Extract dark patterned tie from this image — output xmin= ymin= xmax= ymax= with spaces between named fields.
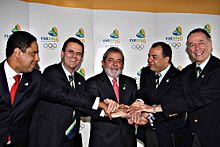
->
xmin=155 ymin=72 xmax=161 ymax=88
xmin=65 ymin=75 xmax=77 ymax=140
xmin=196 ymin=67 xmax=202 ymax=78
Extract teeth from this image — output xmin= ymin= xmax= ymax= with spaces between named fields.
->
xmin=195 ymin=51 xmax=203 ymax=56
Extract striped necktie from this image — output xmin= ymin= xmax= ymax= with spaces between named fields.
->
xmin=155 ymin=72 xmax=161 ymax=88
xmin=65 ymin=75 xmax=77 ymax=140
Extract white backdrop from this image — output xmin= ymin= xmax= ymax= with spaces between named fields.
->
xmin=1 ymin=0 xmax=220 ymax=146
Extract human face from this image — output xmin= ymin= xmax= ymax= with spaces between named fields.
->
xmin=187 ymin=32 xmax=212 ymax=65
xmin=147 ymin=46 xmax=169 ymax=72
xmin=102 ymin=52 xmax=123 ymax=78
xmin=18 ymin=41 xmax=40 ymax=73
xmin=61 ymin=42 xmax=83 ymax=73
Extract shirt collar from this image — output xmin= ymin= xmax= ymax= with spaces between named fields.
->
xmin=61 ymin=63 xmax=74 ymax=79
xmin=196 ymin=55 xmax=211 ymax=70
xmin=107 ymin=75 xmax=119 ymax=85
xmin=159 ymin=64 xmax=171 ymax=79
xmin=4 ymin=60 xmax=22 ymax=80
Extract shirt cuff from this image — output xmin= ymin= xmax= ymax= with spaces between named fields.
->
xmin=136 ymin=99 xmax=144 ymax=103
xmin=100 ymin=110 xmax=105 ymax=117
xmin=92 ymin=97 xmax=100 ymax=110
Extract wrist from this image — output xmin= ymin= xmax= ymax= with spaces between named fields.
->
xmin=152 ymin=104 xmax=157 ymax=113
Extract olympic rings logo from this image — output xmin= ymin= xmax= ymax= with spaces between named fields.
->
xmin=43 ymin=43 xmax=57 ymax=50
xmin=131 ymin=43 xmax=145 ymax=51
xmin=168 ymin=41 xmax=181 ymax=49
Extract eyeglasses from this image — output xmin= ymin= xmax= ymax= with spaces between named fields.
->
xmin=187 ymin=40 xmax=210 ymax=49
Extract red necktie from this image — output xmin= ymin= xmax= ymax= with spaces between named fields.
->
xmin=10 ymin=75 xmax=21 ymax=105
xmin=112 ymin=78 xmax=119 ymax=102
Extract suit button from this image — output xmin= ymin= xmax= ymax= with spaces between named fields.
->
xmin=194 ymin=119 xmax=198 ymax=123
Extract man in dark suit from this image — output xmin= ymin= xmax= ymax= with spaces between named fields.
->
xmin=0 ymin=31 xmax=112 ymax=147
xmin=30 ymin=37 xmax=88 ymax=147
xmin=141 ymin=28 xmax=220 ymax=147
xmin=136 ymin=42 xmax=186 ymax=147
xmin=86 ymin=47 xmax=137 ymax=147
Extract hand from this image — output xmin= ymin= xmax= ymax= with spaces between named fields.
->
xmin=127 ymin=112 xmax=149 ymax=125
xmin=111 ymin=104 xmax=130 ymax=118
xmin=139 ymin=104 xmax=162 ymax=113
xmin=98 ymin=101 xmax=112 ymax=119
xmin=104 ymin=98 xmax=120 ymax=114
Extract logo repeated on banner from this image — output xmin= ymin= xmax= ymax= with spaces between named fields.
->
xmin=41 ymin=27 xmax=59 ymax=50
xmin=135 ymin=67 xmax=143 ymax=89
xmin=103 ymin=29 xmax=120 ymax=48
xmin=11 ymin=24 xmax=21 ymax=33
xmin=75 ymin=28 xmax=86 ymax=43
xmin=204 ymin=24 xmax=212 ymax=33
xmin=165 ymin=26 xmax=183 ymax=50
xmin=78 ymin=67 xmax=86 ymax=77
xmin=75 ymin=28 xmax=86 ymax=77
xmin=3 ymin=24 xmax=22 ymax=39
xmin=129 ymin=28 xmax=147 ymax=51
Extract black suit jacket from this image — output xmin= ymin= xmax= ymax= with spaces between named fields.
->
xmin=162 ymin=55 xmax=220 ymax=147
xmin=0 ymin=61 xmax=95 ymax=147
xmin=29 ymin=63 xmax=93 ymax=147
xmin=86 ymin=71 xmax=137 ymax=147
xmin=136 ymin=64 xmax=186 ymax=146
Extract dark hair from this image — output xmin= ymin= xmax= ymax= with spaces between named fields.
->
xmin=6 ymin=31 xmax=37 ymax=58
xmin=151 ymin=42 xmax=172 ymax=63
xmin=103 ymin=47 xmax=124 ymax=63
xmin=62 ymin=37 xmax=84 ymax=57
xmin=187 ymin=28 xmax=211 ymax=41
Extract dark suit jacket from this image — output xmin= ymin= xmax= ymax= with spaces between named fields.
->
xmin=29 ymin=63 xmax=92 ymax=147
xmin=136 ymin=64 xmax=186 ymax=146
xmin=0 ymin=60 xmax=95 ymax=147
xmin=162 ymin=55 xmax=220 ymax=147
xmin=86 ymin=71 xmax=137 ymax=147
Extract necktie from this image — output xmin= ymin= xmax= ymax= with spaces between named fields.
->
xmin=112 ymin=78 xmax=119 ymax=102
xmin=68 ymin=75 xmax=75 ymax=88
xmin=196 ymin=67 xmax=202 ymax=78
xmin=10 ymin=75 xmax=21 ymax=105
xmin=155 ymin=72 xmax=161 ymax=88
xmin=7 ymin=75 xmax=21 ymax=144
xmin=65 ymin=75 xmax=77 ymax=140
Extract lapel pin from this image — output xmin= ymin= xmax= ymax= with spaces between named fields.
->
xmin=78 ymin=82 xmax=81 ymax=85
xmin=24 ymin=82 xmax=29 ymax=86
xmin=201 ymin=75 xmax=204 ymax=78
xmin=166 ymin=79 xmax=169 ymax=83
xmin=123 ymin=84 xmax=126 ymax=90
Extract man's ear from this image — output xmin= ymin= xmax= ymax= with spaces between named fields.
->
xmin=14 ymin=48 xmax=21 ymax=57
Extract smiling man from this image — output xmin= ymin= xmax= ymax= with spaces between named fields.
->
xmin=85 ymin=47 xmax=138 ymax=147
xmin=29 ymin=37 xmax=93 ymax=147
xmin=0 ymin=31 xmax=111 ymax=147
xmin=142 ymin=28 xmax=220 ymax=147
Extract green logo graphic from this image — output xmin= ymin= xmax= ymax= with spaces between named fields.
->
xmin=204 ymin=24 xmax=211 ymax=33
xmin=11 ymin=24 xmax=21 ymax=33
xmin=48 ymin=27 xmax=58 ymax=37
xmin=76 ymin=28 xmax=85 ymax=38
xmin=110 ymin=29 xmax=119 ymax=38
xmin=172 ymin=26 xmax=182 ymax=36
xmin=136 ymin=29 xmax=145 ymax=38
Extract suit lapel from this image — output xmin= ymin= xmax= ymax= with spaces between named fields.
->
xmin=100 ymin=72 xmax=118 ymax=102
xmin=74 ymin=71 xmax=84 ymax=90
xmin=13 ymin=73 xmax=31 ymax=106
xmin=119 ymin=75 xmax=126 ymax=104
xmin=0 ymin=61 xmax=11 ymax=106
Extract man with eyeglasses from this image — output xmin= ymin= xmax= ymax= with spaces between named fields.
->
xmin=139 ymin=28 xmax=220 ymax=147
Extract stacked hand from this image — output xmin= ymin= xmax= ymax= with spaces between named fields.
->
xmin=101 ymin=99 xmax=158 ymax=125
